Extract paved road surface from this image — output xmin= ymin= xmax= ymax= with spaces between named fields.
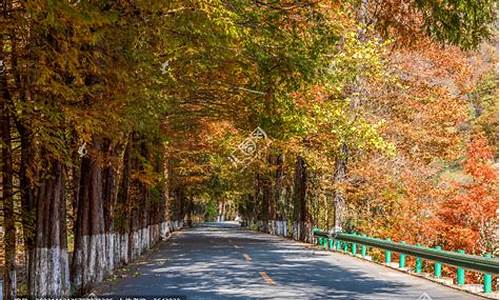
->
xmin=98 ymin=223 xmax=483 ymax=300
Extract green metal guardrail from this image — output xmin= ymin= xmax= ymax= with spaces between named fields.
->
xmin=313 ymin=229 xmax=498 ymax=293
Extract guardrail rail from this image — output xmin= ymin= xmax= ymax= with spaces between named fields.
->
xmin=313 ymin=229 xmax=498 ymax=294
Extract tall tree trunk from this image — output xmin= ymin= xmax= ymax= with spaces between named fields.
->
xmin=18 ymin=124 xmax=35 ymax=291
xmin=139 ymin=140 xmax=150 ymax=253
xmin=72 ymin=139 xmax=107 ymax=294
xmin=140 ymin=182 xmax=149 ymax=253
xmin=127 ymin=135 xmax=148 ymax=259
xmin=115 ymin=136 xmax=131 ymax=264
xmin=176 ymin=187 xmax=185 ymax=224
xmin=102 ymin=139 xmax=118 ymax=273
xmin=272 ymin=154 xmax=282 ymax=220
xmin=261 ymin=172 xmax=271 ymax=232
xmin=31 ymin=160 xmax=70 ymax=296
xmin=254 ymin=171 xmax=262 ymax=229
xmin=217 ymin=199 xmax=225 ymax=222
xmin=1 ymin=78 xmax=16 ymax=300
xmin=294 ymin=156 xmax=307 ymax=241
xmin=162 ymin=152 xmax=171 ymax=232
xmin=185 ymin=196 xmax=193 ymax=227
xmin=333 ymin=144 xmax=348 ymax=232
xmin=152 ymin=143 xmax=165 ymax=241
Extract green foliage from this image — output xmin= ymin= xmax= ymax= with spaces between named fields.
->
xmin=416 ymin=0 xmax=497 ymax=49
xmin=469 ymin=68 xmax=499 ymax=155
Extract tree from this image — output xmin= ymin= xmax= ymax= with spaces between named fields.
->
xmin=433 ymin=135 xmax=498 ymax=254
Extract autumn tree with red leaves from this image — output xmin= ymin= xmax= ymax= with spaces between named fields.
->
xmin=433 ymin=135 xmax=498 ymax=255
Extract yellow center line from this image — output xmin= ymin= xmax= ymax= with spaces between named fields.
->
xmin=242 ymin=253 xmax=252 ymax=262
xmin=259 ymin=271 xmax=275 ymax=285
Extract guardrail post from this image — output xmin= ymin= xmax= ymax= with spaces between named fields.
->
xmin=484 ymin=253 xmax=492 ymax=293
xmin=385 ymin=238 xmax=392 ymax=265
xmin=434 ymin=246 xmax=442 ymax=278
xmin=335 ymin=240 xmax=341 ymax=251
xmin=415 ymin=243 xmax=422 ymax=273
xmin=343 ymin=241 xmax=348 ymax=252
xmin=457 ymin=249 xmax=465 ymax=286
xmin=329 ymin=238 xmax=334 ymax=251
xmin=361 ymin=234 xmax=367 ymax=258
xmin=351 ymin=233 xmax=357 ymax=255
xmin=399 ymin=242 xmax=406 ymax=268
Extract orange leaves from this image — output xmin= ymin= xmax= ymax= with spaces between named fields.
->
xmin=370 ymin=41 xmax=471 ymax=164
xmin=432 ymin=134 xmax=498 ymax=254
xmin=465 ymin=135 xmax=497 ymax=180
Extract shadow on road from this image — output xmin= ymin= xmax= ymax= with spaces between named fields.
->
xmin=96 ymin=223 xmax=477 ymax=300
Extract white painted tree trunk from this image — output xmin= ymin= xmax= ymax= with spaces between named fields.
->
xmin=31 ymin=247 xmax=70 ymax=296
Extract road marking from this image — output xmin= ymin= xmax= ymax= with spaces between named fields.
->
xmin=243 ymin=253 xmax=252 ymax=262
xmin=233 ymin=244 xmax=240 ymax=249
xmin=259 ymin=271 xmax=275 ymax=285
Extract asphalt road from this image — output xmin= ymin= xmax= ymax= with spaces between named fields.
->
xmin=97 ymin=223 xmax=483 ymax=300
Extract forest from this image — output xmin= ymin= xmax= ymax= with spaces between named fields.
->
xmin=0 ymin=0 xmax=498 ymax=299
